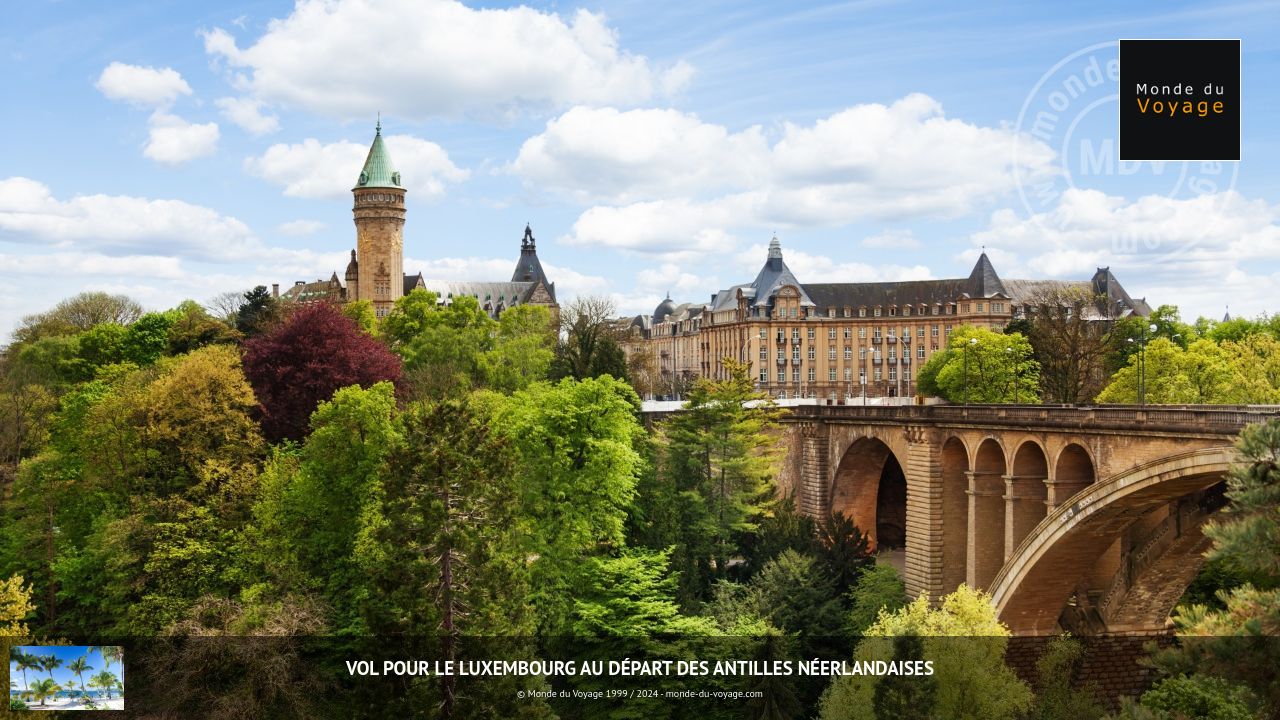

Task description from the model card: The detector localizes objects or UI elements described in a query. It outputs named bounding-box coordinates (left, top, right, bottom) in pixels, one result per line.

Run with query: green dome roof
left=354, top=121, right=402, bottom=190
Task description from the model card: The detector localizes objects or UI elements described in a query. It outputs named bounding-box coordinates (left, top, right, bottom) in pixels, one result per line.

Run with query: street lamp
left=1006, top=346, right=1017, bottom=404
left=963, top=337, right=978, bottom=404
left=1129, top=323, right=1158, bottom=405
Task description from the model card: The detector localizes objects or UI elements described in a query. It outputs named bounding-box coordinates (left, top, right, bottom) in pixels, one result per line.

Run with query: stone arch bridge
left=650, top=403, right=1278, bottom=636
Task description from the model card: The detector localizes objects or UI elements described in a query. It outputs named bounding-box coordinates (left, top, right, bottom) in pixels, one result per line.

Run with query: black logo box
left=1119, top=39, right=1240, bottom=161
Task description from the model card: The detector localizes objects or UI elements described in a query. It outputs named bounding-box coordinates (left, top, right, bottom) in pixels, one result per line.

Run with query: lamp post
left=963, top=336, right=978, bottom=404
left=1128, top=322, right=1158, bottom=405
left=1006, top=346, right=1017, bottom=404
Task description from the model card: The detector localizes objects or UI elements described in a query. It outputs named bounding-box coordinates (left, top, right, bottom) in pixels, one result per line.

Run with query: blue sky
left=8, top=646, right=123, bottom=692
left=2, top=0, right=1278, bottom=339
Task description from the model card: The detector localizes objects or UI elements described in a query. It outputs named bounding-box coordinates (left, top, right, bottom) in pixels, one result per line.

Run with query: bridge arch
left=990, top=447, right=1235, bottom=635
left=940, top=436, right=969, bottom=593
left=969, top=437, right=1007, bottom=589
left=1008, top=441, right=1050, bottom=560
left=830, top=437, right=908, bottom=554
left=1051, top=443, right=1096, bottom=508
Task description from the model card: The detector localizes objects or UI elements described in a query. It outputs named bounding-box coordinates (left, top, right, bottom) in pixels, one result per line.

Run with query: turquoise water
left=9, top=689, right=121, bottom=699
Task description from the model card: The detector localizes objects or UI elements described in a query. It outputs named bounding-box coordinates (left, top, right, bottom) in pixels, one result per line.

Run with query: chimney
left=272, top=283, right=279, bottom=297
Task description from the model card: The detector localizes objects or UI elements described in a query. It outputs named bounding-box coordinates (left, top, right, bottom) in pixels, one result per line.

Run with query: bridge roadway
left=645, top=402, right=1279, bottom=635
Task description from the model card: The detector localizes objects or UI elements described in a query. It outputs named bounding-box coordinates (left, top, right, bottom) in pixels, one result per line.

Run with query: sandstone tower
left=350, top=121, right=405, bottom=318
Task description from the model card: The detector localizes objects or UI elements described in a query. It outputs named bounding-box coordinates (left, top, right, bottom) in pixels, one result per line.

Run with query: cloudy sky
left=2, top=0, right=1279, bottom=339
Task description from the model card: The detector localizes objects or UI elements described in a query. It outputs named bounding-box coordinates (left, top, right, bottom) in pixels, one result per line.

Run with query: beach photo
left=8, top=646, right=123, bottom=712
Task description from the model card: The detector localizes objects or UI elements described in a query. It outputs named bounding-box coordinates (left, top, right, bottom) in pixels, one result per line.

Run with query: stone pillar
left=1045, top=479, right=1090, bottom=512
left=903, top=426, right=944, bottom=602
left=797, top=422, right=830, bottom=518
left=1005, top=473, right=1049, bottom=561
left=967, top=470, right=1006, bottom=590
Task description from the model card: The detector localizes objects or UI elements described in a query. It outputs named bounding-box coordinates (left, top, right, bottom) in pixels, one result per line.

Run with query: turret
left=352, top=120, right=406, bottom=317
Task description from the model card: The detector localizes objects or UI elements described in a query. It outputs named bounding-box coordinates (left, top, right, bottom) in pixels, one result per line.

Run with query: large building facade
left=278, top=123, right=558, bottom=319
left=621, top=237, right=1150, bottom=400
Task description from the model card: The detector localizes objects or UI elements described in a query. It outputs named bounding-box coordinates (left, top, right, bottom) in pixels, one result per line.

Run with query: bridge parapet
left=782, top=404, right=1277, bottom=434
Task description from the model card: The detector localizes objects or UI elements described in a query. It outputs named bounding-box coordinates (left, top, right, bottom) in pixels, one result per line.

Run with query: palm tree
left=67, top=656, right=93, bottom=697
left=28, top=678, right=61, bottom=707
left=100, top=646, right=122, bottom=675
left=39, top=653, right=62, bottom=682
left=89, top=672, right=118, bottom=701
left=10, top=649, right=38, bottom=695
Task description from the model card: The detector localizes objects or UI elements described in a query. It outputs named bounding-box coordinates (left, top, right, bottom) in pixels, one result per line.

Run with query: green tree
left=384, top=290, right=498, bottom=399
left=748, top=549, right=845, bottom=639
left=67, top=656, right=93, bottom=697
left=815, top=512, right=874, bottom=596
left=1096, top=337, right=1195, bottom=404
left=165, top=299, right=240, bottom=355
left=661, top=359, right=782, bottom=605
left=341, top=299, right=378, bottom=335
left=485, top=376, right=644, bottom=634
left=550, top=296, right=629, bottom=382
left=121, top=310, right=178, bottom=365
left=479, top=304, right=555, bottom=393
left=1024, top=635, right=1105, bottom=720
left=89, top=671, right=119, bottom=700
left=845, top=565, right=907, bottom=637
left=76, top=322, right=127, bottom=371
left=1016, top=285, right=1124, bottom=403
left=1121, top=675, right=1259, bottom=720
left=14, top=292, right=142, bottom=344
left=571, top=547, right=715, bottom=637
left=917, top=326, right=1039, bottom=403
left=1222, top=334, right=1280, bottom=404
left=28, top=677, right=61, bottom=707
left=235, top=285, right=279, bottom=336
left=819, top=585, right=1032, bottom=720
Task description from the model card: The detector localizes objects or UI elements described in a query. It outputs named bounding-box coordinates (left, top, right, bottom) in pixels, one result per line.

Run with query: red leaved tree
left=242, top=302, right=402, bottom=442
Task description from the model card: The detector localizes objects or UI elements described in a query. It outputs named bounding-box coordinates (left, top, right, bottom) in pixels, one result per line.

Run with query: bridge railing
left=782, top=403, right=1280, bottom=433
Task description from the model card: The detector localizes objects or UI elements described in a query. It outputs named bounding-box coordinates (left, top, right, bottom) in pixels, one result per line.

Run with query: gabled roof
left=353, top=121, right=403, bottom=190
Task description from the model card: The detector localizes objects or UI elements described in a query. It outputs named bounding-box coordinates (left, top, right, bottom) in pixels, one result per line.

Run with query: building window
left=828, top=347, right=836, bottom=360
left=917, top=345, right=925, bottom=358
left=917, top=327, right=925, bottom=338
left=889, top=306, right=897, bottom=316
left=808, top=347, right=816, bottom=360
left=778, top=370, right=786, bottom=383
left=759, top=368, right=768, bottom=382
left=874, top=307, right=882, bottom=317
left=904, top=306, right=911, bottom=316
left=828, top=308, right=835, bottom=318
left=828, top=328, right=837, bottom=340
left=807, top=328, right=815, bottom=340
left=792, top=369, right=800, bottom=383
left=858, top=327, right=866, bottom=339
left=859, top=369, right=866, bottom=382
left=759, top=347, right=767, bottom=359
left=992, top=302, right=1004, bottom=312
left=931, top=324, right=939, bottom=337
left=874, top=369, right=882, bottom=381
left=759, top=328, right=767, bottom=339
left=844, top=346, right=852, bottom=360
left=792, top=347, right=800, bottom=361
left=977, top=302, right=984, bottom=312
left=808, top=368, right=816, bottom=381
left=873, top=328, right=882, bottom=340
left=932, top=343, right=939, bottom=352
left=859, top=307, right=867, bottom=317
left=845, top=367, right=852, bottom=381
left=829, top=368, right=837, bottom=381
left=945, top=326, right=953, bottom=337
left=859, top=348, right=867, bottom=360
left=889, top=368, right=897, bottom=381
left=791, top=328, right=799, bottom=341
left=843, top=327, right=852, bottom=339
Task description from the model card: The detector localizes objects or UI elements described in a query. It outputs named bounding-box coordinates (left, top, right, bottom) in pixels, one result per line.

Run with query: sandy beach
left=23, top=697, right=125, bottom=711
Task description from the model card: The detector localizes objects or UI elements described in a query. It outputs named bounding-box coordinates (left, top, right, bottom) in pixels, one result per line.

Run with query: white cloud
left=144, top=112, right=220, bottom=164
left=734, top=242, right=934, bottom=284
left=215, top=96, right=279, bottom=135
left=510, top=106, right=767, bottom=204
left=276, top=219, right=325, bottom=236
left=529, top=95, right=1056, bottom=256
left=0, top=252, right=186, bottom=279
left=969, top=188, right=1280, bottom=320
left=96, top=62, right=192, bottom=107
left=202, top=0, right=691, bottom=120
left=861, top=229, right=920, bottom=250
left=0, top=176, right=255, bottom=261
left=635, top=263, right=718, bottom=299
left=246, top=134, right=468, bottom=199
